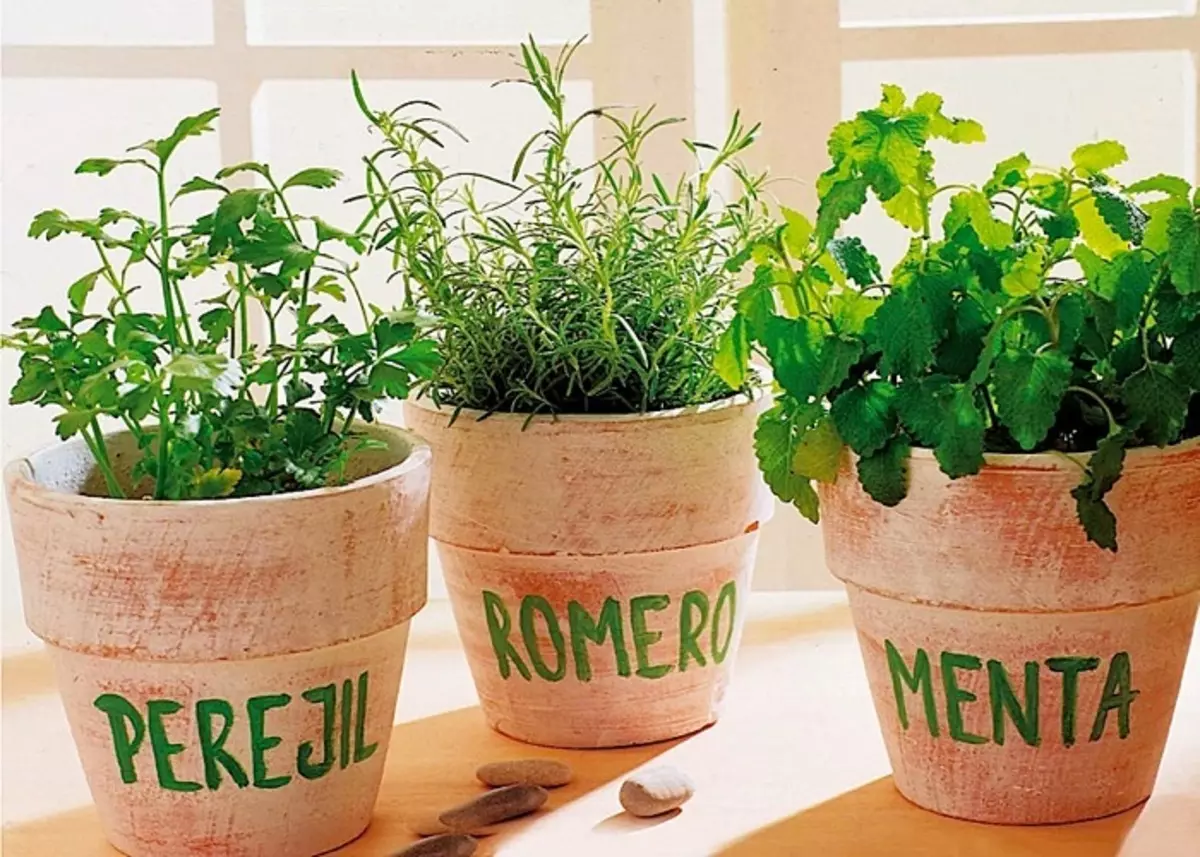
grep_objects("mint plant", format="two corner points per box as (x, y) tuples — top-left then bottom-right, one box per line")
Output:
(719, 85), (1200, 550)
(3, 109), (438, 500)
(353, 37), (770, 415)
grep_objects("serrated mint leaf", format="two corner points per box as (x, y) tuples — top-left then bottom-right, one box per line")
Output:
(781, 206), (813, 257)
(948, 190), (1013, 251)
(1069, 433), (1128, 551)
(1175, 324), (1200, 389)
(1097, 252), (1152, 330)
(830, 291), (881, 335)
(1125, 174), (1190, 200)
(856, 436), (911, 506)
(831, 381), (897, 457)
(1166, 206), (1199, 295)
(1001, 248), (1045, 297)
(993, 349), (1072, 450)
(762, 315), (822, 400)
(934, 385), (986, 477)
(714, 315), (751, 389)
(818, 335), (865, 397)
(882, 186), (924, 231)
(1143, 198), (1187, 254)
(1071, 140), (1128, 173)
(1072, 487), (1118, 551)
(1077, 196), (1128, 259)
(895, 375), (954, 447)
(868, 288), (937, 377)
(828, 236), (882, 286)
(792, 414), (845, 484)
(756, 407), (821, 522)
(1092, 187), (1147, 244)
(816, 177), (869, 244)
(1122, 363), (1189, 446)
(984, 153), (1030, 195)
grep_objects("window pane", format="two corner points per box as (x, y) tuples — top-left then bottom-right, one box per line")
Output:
(1, 0), (213, 45)
(841, 0), (1193, 27)
(840, 51), (1195, 267)
(246, 0), (589, 45)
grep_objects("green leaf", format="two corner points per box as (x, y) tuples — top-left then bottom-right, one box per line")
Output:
(1174, 324), (1200, 389)
(1122, 363), (1189, 445)
(780, 207), (813, 257)
(816, 177), (869, 245)
(735, 276), (775, 339)
(755, 407), (822, 522)
(895, 375), (954, 447)
(1001, 248), (1045, 297)
(394, 340), (442, 380)
(715, 315), (751, 389)
(1076, 196), (1128, 259)
(192, 467), (242, 499)
(1166, 206), (1200, 295)
(830, 291), (881, 335)
(282, 167), (344, 191)
(881, 186), (924, 231)
(164, 351), (244, 397)
(25, 306), (69, 333)
(828, 236), (882, 286)
(1070, 433), (1128, 551)
(215, 160), (270, 180)
(762, 315), (822, 400)
(175, 176), (228, 199)
(154, 107), (221, 162)
(1071, 141), (1128, 173)
(933, 385), (985, 478)
(313, 218), (366, 253)
(198, 307), (234, 343)
(984, 153), (1031, 195)
(1091, 187), (1147, 244)
(1098, 252), (1151, 329)
(67, 269), (102, 312)
(792, 415), (845, 484)
(993, 350), (1072, 450)
(54, 408), (98, 440)
(855, 435), (911, 506)
(913, 92), (985, 143)
(868, 288), (937, 378)
(1073, 488), (1118, 551)
(831, 381), (897, 457)
(367, 362), (412, 398)
(1125, 174), (1190, 199)
(75, 157), (147, 177)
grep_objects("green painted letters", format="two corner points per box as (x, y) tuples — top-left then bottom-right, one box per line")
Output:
(483, 590), (532, 680)
(678, 590), (710, 672)
(353, 671), (377, 762)
(710, 582), (737, 665)
(630, 594), (673, 679)
(988, 660), (1040, 747)
(568, 598), (630, 681)
(940, 652), (986, 745)
(147, 699), (202, 792)
(94, 693), (146, 784)
(1046, 656), (1100, 747)
(885, 641), (940, 737)
(247, 693), (292, 789)
(339, 679), (352, 769)
(196, 698), (249, 789)
(520, 595), (568, 681)
(1089, 651), (1139, 742)
(297, 684), (336, 780)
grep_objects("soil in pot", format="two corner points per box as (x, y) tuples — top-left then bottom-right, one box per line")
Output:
(405, 395), (771, 748)
(819, 439), (1200, 825)
(4, 424), (432, 857)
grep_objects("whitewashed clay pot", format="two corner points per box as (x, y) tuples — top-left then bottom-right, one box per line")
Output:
(819, 439), (1200, 824)
(4, 424), (431, 857)
(405, 395), (770, 748)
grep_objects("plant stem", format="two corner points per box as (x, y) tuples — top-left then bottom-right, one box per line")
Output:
(153, 393), (172, 500)
(1067, 385), (1119, 434)
(155, 169), (180, 349)
(86, 420), (126, 499)
(95, 243), (134, 313)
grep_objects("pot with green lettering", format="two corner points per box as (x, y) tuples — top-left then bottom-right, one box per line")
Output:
(4, 424), (431, 856)
(820, 439), (1200, 824)
(406, 394), (770, 748)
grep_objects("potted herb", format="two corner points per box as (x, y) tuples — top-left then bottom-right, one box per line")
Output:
(354, 39), (773, 748)
(721, 85), (1200, 823)
(2, 110), (438, 856)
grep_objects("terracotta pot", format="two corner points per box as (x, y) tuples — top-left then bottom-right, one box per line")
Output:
(819, 439), (1200, 824)
(405, 395), (770, 748)
(4, 424), (431, 857)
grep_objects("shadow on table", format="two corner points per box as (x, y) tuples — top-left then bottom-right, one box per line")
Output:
(716, 777), (1200, 857)
(3, 704), (683, 856)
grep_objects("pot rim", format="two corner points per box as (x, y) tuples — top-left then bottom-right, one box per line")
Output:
(4, 421), (430, 509)
(904, 434), (1200, 471)
(406, 384), (769, 425)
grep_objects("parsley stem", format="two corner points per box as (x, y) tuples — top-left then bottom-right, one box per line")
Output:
(153, 394), (171, 500)
(86, 420), (125, 499)
(155, 169), (179, 349)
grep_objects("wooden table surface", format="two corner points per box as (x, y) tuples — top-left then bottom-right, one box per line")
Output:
(4, 592), (1199, 856)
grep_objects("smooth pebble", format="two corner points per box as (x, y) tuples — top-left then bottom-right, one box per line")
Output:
(619, 766), (695, 818)
(439, 783), (549, 833)
(390, 833), (478, 857)
(476, 758), (573, 788)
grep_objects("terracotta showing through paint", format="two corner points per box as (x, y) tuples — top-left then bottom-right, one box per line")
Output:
(819, 439), (1200, 825)
(4, 424), (432, 857)
(405, 394), (770, 748)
